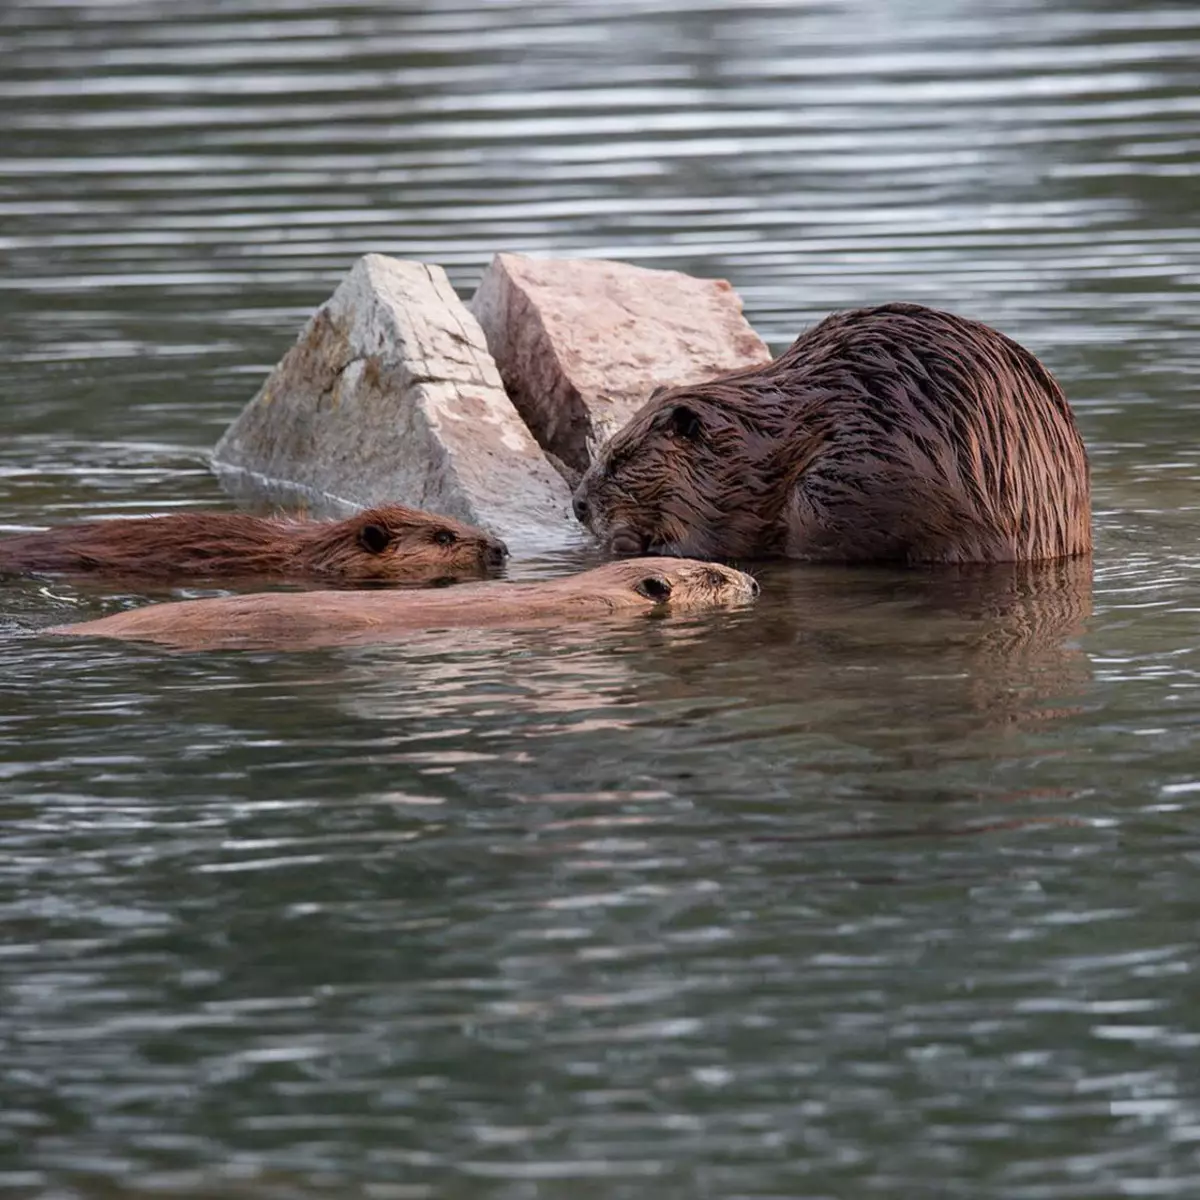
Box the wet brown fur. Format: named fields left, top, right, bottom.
left=48, top=558, right=759, bottom=651
left=573, top=303, right=1091, bottom=565
left=0, top=504, right=508, bottom=587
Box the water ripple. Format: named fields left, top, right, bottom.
left=3, top=0, right=1200, bottom=1197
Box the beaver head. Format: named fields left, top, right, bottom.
left=571, top=371, right=794, bottom=560
left=569, top=556, right=761, bottom=610
left=307, top=504, right=509, bottom=585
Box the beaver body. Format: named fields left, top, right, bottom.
left=572, top=303, right=1091, bottom=565
left=0, top=504, right=508, bottom=587
left=48, top=558, right=759, bottom=651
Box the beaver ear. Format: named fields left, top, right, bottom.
left=649, top=384, right=671, bottom=401
left=667, top=405, right=702, bottom=441
left=635, top=575, right=673, bottom=602
left=358, top=523, right=391, bottom=554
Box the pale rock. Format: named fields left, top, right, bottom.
left=212, top=254, right=579, bottom=551
left=469, top=253, right=772, bottom=476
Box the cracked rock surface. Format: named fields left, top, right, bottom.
left=212, top=254, right=579, bottom=551
left=469, top=253, right=772, bottom=476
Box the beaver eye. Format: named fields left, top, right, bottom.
left=667, top=405, right=702, bottom=441
left=433, top=529, right=457, bottom=547
left=635, top=576, right=673, bottom=602
left=704, top=568, right=728, bottom=588
left=358, top=523, right=391, bottom=554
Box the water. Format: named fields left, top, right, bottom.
left=3, top=1, right=1200, bottom=1196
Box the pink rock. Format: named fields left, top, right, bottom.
left=212, top=254, right=578, bottom=552
left=469, top=254, right=771, bottom=478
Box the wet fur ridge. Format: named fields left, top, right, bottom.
left=0, top=504, right=508, bottom=586
left=573, top=303, right=1092, bottom=565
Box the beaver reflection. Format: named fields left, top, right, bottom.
left=630, top=556, right=1094, bottom=734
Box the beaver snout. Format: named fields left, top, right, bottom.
left=571, top=492, right=590, bottom=526
left=486, top=541, right=509, bottom=569
left=608, top=529, right=646, bottom=557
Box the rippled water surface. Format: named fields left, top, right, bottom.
left=4, top=1, right=1200, bottom=1196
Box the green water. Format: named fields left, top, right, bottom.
left=3, top=1, right=1200, bottom=1196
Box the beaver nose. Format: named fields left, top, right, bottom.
left=572, top=493, right=589, bottom=525
left=487, top=542, right=508, bottom=568
left=749, top=577, right=761, bottom=597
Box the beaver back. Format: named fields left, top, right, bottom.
left=47, top=558, right=759, bottom=650
left=0, top=504, right=508, bottom=587
left=572, top=303, right=1091, bottom=565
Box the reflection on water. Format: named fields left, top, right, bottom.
left=4, top=0, right=1200, bottom=1196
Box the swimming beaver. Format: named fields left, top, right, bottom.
left=572, top=303, right=1091, bottom=565
left=0, top=504, right=508, bottom=587
left=47, top=558, right=759, bottom=651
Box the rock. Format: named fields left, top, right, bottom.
left=469, top=253, right=772, bottom=476
left=212, top=254, right=579, bottom=551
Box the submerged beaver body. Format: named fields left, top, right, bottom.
left=572, top=303, right=1091, bottom=565
left=48, top=558, right=759, bottom=651
left=0, top=504, right=508, bottom=587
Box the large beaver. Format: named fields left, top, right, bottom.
left=0, top=504, right=508, bottom=587
left=47, top=558, right=759, bottom=651
left=572, top=303, right=1091, bottom=565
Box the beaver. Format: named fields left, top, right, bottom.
left=0, top=503, right=508, bottom=587
left=47, top=558, right=759, bottom=651
left=571, top=302, right=1091, bottom=565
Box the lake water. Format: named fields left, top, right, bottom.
left=3, top=1, right=1200, bottom=1196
